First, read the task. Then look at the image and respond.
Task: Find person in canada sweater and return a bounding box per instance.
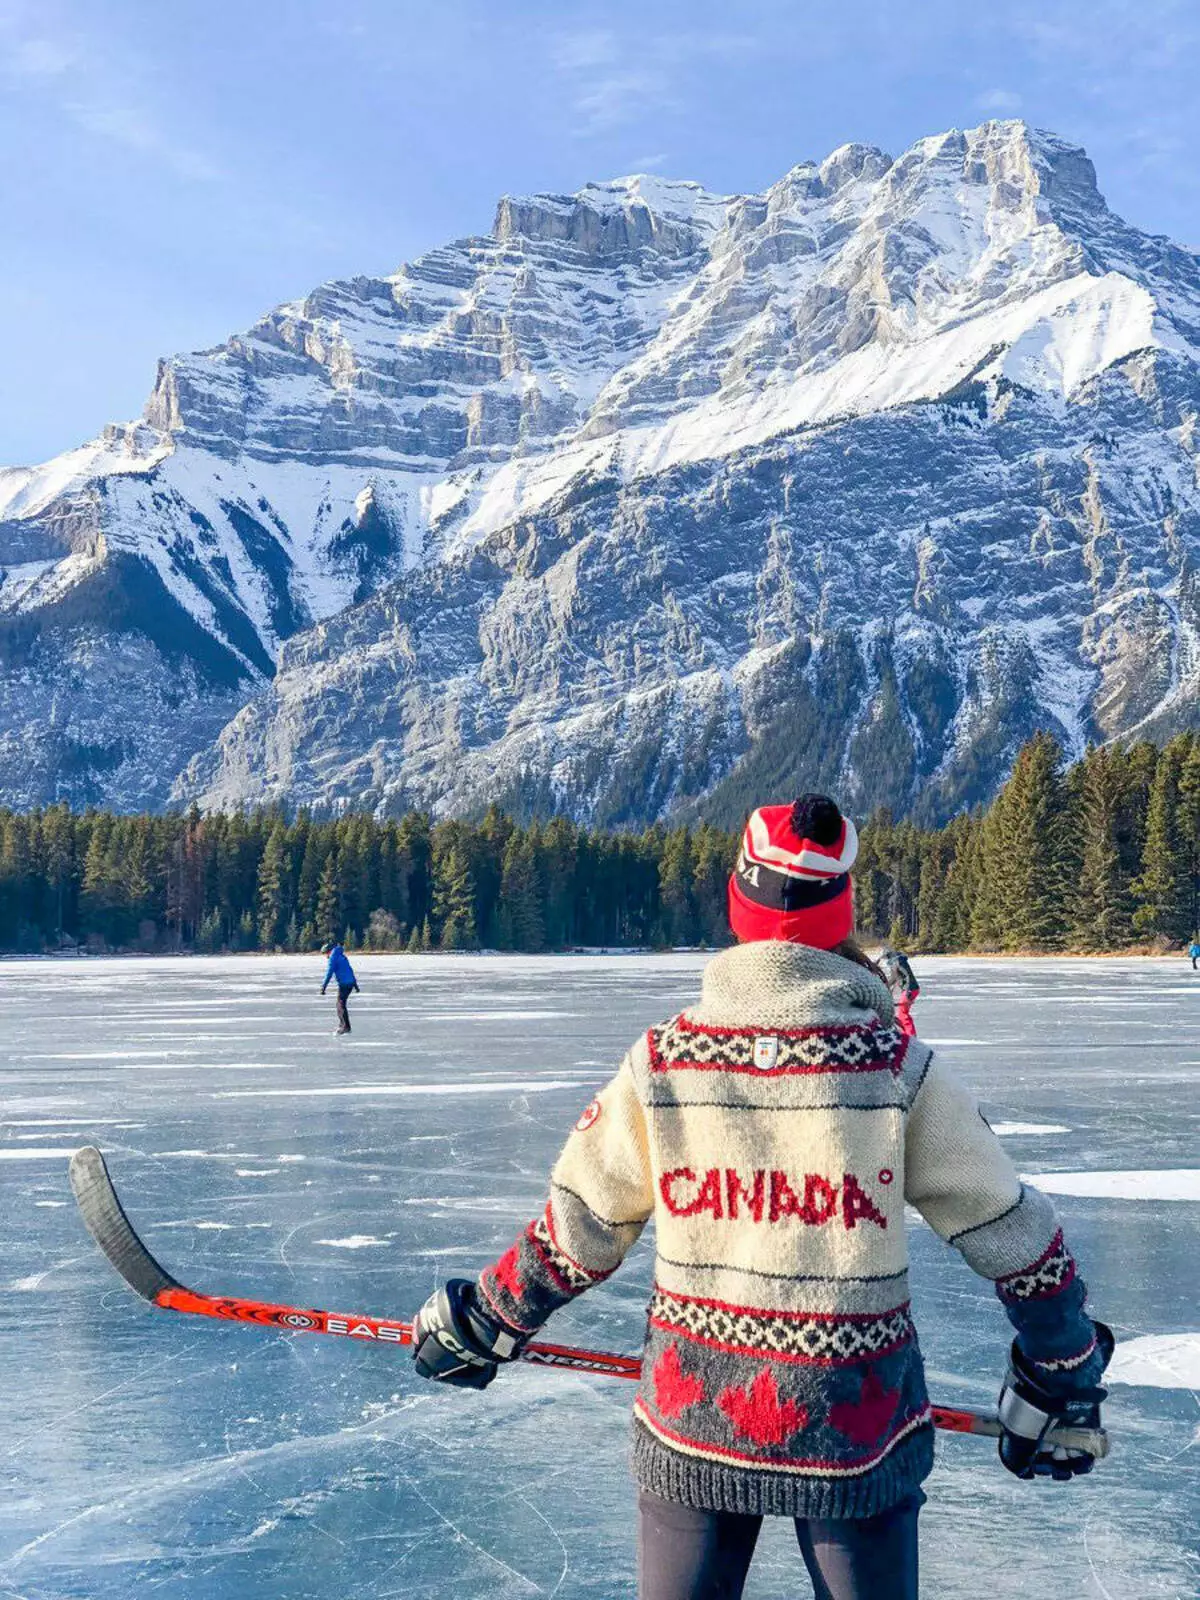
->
[411,795,1111,1600]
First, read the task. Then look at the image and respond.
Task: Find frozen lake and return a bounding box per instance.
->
[1,953,1198,1599]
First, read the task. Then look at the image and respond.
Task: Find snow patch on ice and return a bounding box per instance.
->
[0,1148,76,1160]
[215,1079,582,1099]
[155,1149,265,1160]
[1107,1333,1200,1389]
[992,1122,1071,1136]
[5,1118,129,1126]
[433,1009,577,1021]
[1022,1169,1200,1201]
[314,1235,389,1250]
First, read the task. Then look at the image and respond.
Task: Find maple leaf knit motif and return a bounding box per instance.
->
[653,1343,706,1420]
[828,1367,901,1446]
[717,1368,808,1448]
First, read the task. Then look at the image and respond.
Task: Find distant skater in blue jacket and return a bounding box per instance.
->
[320,941,360,1034]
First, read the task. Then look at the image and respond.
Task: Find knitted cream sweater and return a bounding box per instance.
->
[479,942,1100,1518]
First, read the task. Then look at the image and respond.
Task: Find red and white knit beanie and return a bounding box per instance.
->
[727,794,858,948]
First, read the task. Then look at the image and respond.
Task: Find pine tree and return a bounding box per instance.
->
[497,832,545,951]
[852,814,891,939]
[1072,746,1132,949]
[432,829,477,949]
[537,817,579,949]
[1174,735,1200,938]
[928,813,976,951]
[657,828,696,946]
[1131,740,1191,941]
[476,807,513,947]
[297,826,326,931]
[80,814,122,949]
[40,803,76,946]
[968,798,1005,950]
[256,821,290,949]
[691,826,735,947]
[315,852,342,941]
[985,733,1071,950]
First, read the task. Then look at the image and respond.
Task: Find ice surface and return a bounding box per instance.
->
[2,953,1198,1598]
[1022,1169,1200,1201]
[1108,1334,1200,1390]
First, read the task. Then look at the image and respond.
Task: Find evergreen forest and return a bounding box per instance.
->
[2,732,1199,956]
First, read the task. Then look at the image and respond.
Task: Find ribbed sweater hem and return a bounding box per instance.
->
[630,1417,934,1519]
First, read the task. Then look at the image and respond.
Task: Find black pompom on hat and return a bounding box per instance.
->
[790,793,845,848]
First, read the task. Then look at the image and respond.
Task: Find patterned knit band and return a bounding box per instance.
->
[728,797,857,948]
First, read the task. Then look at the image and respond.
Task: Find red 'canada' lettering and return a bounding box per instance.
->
[660,1167,725,1217]
[842,1172,888,1230]
[725,1168,765,1221]
[661,1167,887,1230]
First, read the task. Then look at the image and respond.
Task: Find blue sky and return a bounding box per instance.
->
[2,0,1199,465]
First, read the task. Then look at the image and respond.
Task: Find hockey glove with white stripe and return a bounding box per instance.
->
[998,1321,1114,1480]
[411,1279,526,1389]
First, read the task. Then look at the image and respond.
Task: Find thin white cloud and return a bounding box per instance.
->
[976,88,1023,112]
[629,152,670,171]
[551,29,619,73]
[573,68,675,133]
[66,102,221,182]
[8,34,76,76]
[0,10,220,183]
[551,26,764,136]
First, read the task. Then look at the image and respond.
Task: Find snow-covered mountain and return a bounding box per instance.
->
[6,121,1200,820]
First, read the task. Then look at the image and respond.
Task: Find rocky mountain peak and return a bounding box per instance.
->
[3,121,1200,821]
[492,174,729,260]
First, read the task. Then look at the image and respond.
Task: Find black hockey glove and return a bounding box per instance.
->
[411,1278,526,1390]
[998,1321,1114,1480]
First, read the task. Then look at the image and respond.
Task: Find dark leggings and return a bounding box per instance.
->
[637,1489,922,1600]
[336,982,354,1031]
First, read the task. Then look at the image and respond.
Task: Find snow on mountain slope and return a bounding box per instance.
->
[0,174,729,806]
[6,119,1200,817]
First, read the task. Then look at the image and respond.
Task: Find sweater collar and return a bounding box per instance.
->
[689,941,895,1030]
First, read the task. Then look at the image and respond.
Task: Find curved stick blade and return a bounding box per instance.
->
[69,1145,179,1303]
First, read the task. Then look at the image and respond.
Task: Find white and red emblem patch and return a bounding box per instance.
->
[752,1036,780,1072]
[575,1097,602,1132]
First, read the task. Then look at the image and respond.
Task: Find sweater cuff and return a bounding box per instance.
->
[477,1203,614,1335]
[994,1231,1105,1392]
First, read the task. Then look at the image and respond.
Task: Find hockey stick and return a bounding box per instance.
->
[68,1147,1108,1458]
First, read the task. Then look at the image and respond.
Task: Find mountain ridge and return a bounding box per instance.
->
[3,119,1200,820]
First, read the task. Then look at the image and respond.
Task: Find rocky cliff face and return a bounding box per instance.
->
[5,123,1200,820]
[0,174,726,807]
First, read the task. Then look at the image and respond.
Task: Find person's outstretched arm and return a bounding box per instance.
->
[478,1048,653,1333]
[904,1054,1104,1389]
[411,1046,654,1387]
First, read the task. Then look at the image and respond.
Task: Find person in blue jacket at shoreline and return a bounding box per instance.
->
[320,941,359,1034]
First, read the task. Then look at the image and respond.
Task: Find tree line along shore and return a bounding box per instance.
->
[0,731,1197,956]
